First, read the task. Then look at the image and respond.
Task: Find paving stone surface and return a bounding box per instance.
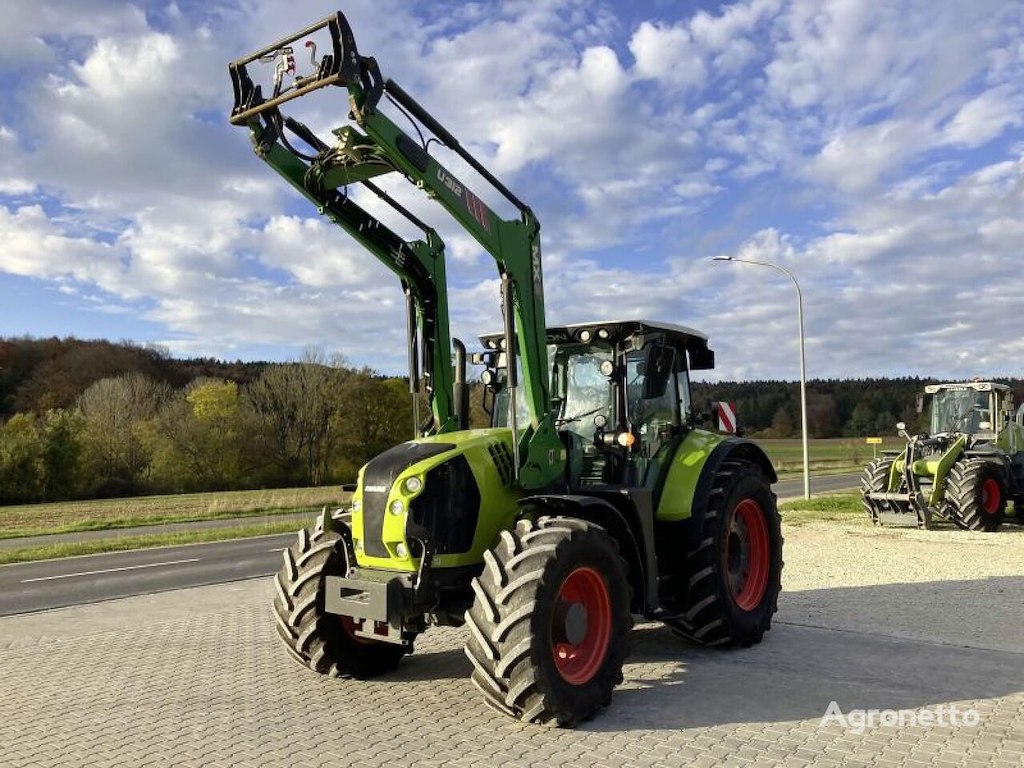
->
[1,526,1022,767]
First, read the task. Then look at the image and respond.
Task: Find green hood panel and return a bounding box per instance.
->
[351,428,524,571]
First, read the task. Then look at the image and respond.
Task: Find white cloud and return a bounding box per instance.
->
[942,85,1024,148]
[812,119,934,193]
[629,21,707,88]
[0,0,1022,382]
[0,205,122,285]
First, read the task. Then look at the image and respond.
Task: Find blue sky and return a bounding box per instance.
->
[0,0,1022,380]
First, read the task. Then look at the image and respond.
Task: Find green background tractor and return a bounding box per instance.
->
[862,381,1024,531]
[230,12,783,727]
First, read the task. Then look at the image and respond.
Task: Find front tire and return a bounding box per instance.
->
[464,517,632,727]
[272,519,409,678]
[666,459,783,647]
[860,456,894,525]
[945,459,1006,532]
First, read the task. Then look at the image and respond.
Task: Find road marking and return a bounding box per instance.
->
[268,548,286,553]
[20,558,202,583]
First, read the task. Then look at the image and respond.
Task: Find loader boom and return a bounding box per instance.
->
[229,11,561,487]
[247,120,458,434]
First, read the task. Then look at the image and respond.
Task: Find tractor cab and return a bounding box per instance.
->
[923,382,1013,443]
[479,320,714,490]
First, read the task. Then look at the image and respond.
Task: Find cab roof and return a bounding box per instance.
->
[925,381,1010,393]
[479,319,715,370]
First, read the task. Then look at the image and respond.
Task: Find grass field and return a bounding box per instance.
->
[0,437,889,562]
[778,491,865,525]
[755,437,902,476]
[0,438,892,539]
[0,486,349,540]
[0,520,306,565]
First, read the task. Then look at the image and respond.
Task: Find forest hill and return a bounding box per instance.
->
[2,337,1022,504]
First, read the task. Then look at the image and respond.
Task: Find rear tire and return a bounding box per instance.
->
[464,517,632,727]
[860,457,894,525]
[666,459,782,647]
[272,519,409,678]
[945,459,1006,532]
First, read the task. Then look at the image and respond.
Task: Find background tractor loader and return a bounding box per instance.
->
[229,11,783,727]
[861,381,1024,531]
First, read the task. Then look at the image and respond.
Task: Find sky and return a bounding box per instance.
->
[0,0,1022,382]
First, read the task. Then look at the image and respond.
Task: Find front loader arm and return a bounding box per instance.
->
[349,93,559,489]
[228,11,563,488]
[245,119,458,435]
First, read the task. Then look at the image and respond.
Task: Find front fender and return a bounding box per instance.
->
[517,493,650,614]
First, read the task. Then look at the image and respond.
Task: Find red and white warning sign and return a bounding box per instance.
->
[716,401,737,433]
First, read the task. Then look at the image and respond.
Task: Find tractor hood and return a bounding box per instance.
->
[350,429,522,571]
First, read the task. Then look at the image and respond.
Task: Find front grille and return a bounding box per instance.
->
[409,456,480,555]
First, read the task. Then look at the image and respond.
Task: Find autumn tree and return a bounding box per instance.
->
[77,372,170,496]
[40,409,83,501]
[0,413,42,503]
[333,372,415,479]
[246,351,348,486]
[148,378,250,492]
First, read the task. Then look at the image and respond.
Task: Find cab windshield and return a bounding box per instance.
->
[930,389,991,434]
[493,344,613,433]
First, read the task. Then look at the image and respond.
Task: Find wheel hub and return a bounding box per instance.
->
[553,600,588,646]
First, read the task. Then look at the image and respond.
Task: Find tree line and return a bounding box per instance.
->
[3,336,1023,504]
[693,377,1024,439]
[0,338,430,504]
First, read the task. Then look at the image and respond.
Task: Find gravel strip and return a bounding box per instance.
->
[779,521,1024,653]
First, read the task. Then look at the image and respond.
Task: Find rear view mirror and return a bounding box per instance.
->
[689,346,714,371]
[915,394,924,413]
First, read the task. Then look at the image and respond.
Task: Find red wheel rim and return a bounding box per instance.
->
[340,615,375,645]
[551,567,611,685]
[725,499,770,612]
[981,478,1001,515]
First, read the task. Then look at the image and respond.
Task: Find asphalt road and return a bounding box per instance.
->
[0,534,293,616]
[0,472,861,616]
[776,471,861,499]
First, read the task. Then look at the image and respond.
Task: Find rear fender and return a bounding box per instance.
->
[657,431,776,524]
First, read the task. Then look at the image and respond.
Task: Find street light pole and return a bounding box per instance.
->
[713,255,810,500]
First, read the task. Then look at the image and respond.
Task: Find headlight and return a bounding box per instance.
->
[389,499,404,516]
[396,543,409,558]
[403,476,423,494]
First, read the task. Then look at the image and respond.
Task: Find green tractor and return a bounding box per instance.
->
[229,12,783,726]
[862,381,1024,531]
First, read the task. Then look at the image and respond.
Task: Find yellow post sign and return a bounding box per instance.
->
[866,436,882,458]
